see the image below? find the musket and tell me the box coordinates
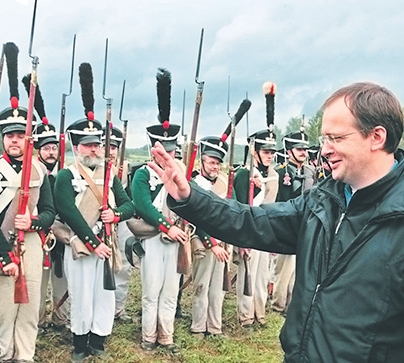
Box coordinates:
[102,38,116,291]
[117,80,128,181]
[15,0,40,304]
[221,98,252,292]
[241,136,256,297]
[185,28,204,181]
[59,34,76,171]
[223,99,252,198]
[245,90,249,139]
[0,44,5,90]
[180,89,187,161]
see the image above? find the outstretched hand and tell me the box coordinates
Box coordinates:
[149,142,191,201]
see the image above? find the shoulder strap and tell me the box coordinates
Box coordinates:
[77,163,103,205]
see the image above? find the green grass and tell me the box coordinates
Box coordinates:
[35,268,284,362]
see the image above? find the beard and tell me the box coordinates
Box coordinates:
[77,153,103,168]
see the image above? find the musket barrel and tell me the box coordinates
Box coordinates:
[186,28,205,175]
[102,38,116,291]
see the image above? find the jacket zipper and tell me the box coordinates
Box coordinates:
[298,283,321,361]
[335,212,345,234]
[312,283,320,304]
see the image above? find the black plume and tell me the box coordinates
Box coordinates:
[22,73,46,120]
[4,42,19,100]
[243,145,249,166]
[263,82,276,128]
[156,68,171,123]
[222,99,252,141]
[78,63,94,118]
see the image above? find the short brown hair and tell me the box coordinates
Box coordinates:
[322,82,403,153]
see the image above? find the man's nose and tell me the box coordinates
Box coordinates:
[321,142,333,158]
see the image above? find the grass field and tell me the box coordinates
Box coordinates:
[36,267,285,362]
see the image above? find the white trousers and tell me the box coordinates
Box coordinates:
[0,233,42,362]
[64,246,115,336]
[271,254,296,313]
[141,234,180,345]
[236,249,269,326]
[191,249,225,334]
[38,251,69,327]
[114,222,134,317]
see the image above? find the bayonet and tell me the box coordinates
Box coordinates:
[59,34,76,171]
[118,79,128,180]
[186,28,205,180]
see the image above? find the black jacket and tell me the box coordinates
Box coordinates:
[168,154,404,363]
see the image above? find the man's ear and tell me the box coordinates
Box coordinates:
[370,126,388,151]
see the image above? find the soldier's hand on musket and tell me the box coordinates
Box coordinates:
[14,208,31,231]
[100,208,115,223]
[149,142,191,201]
[94,242,112,259]
[3,262,19,280]
[253,174,262,189]
[239,248,251,258]
[211,245,229,263]
[167,225,188,244]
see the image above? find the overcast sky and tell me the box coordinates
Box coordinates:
[1,0,404,147]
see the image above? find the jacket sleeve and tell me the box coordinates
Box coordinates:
[131,167,173,233]
[233,168,250,204]
[111,175,135,222]
[168,183,304,254]
[195,228,219,249]
[29,175,56,232]
[0,232,19,268]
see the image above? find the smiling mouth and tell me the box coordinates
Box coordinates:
[328,160,341,169]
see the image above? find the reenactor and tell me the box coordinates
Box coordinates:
[271,128,316,314]
[34,121,70,332]
[233,82,279,329]
[0,42,55,362]
[131,68,187,353]
[23,76,70,333]
[189,136,230,339]
[54,63,134,362]
[102,126,135,321]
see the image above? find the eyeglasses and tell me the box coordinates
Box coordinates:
[41,145,58,152]
[202,159,221,167]
[319,130,364,147]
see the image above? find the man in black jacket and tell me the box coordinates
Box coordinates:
[148,82,404,362]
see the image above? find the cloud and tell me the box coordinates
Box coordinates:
[1,0,404,148]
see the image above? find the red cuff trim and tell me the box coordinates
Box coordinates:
[209,237,218,247]
[202,236,218,249]
[159,224,170,233]
[158,217,173,234]
[85,242,96,251]
[113,216,121,224]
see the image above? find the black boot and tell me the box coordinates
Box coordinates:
[88,332,107,357]
[72,333,89,362]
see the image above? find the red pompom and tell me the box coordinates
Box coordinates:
[10,96,18,109]
[42,117,49,125]
[87,111,95,121]
[221,134,228,142]
[162,120,170,130]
